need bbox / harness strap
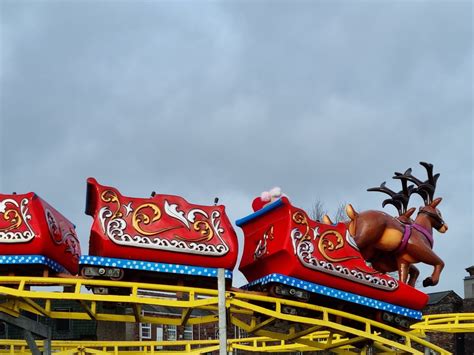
[412,224,434,248]
[396,223,434,254]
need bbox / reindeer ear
[431,197,442,207]
[405,207,416,218]
[322,215,333,225]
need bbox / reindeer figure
[346,162,448,287]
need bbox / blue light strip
[235,198,284,226]
[80,255,233,279]
[0,254,67,274]
[244,273,422,319]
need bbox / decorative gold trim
[101,190,123,219]
[0,209,22,232]
[292,211,311,241]
[318,230,358,263]
[132,203,181,236]
[0,198,35,243]
[193,221,214,241]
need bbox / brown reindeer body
[344,163,448,288]
[348,210,405,257]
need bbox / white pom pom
[269,187,282,197]
[261,191,271,201]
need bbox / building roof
[427,290,462,305]
[466,265,474,276]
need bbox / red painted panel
[86,178,238,269]
[0,192,81,274]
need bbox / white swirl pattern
[254,228,272,260]
[0,198,35,243]
[291,227,398,291]
[99,205,229,256]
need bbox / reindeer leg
[407,265,420,287]
[423,257,444,287]
[405,243,445,287]
[397,260,410,284]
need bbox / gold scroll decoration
[292,211,311,241]
[101,190,123,219]
[0,209,22,232]
[176,220,214,242]
[318,230,358,263]
[132,203,182,236]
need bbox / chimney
[464,266,474,299]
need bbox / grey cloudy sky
[1,1,472,296]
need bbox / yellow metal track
[0,334,431,355]
[0,276,457,354]
[0,335,347,354]
[411,313,474,335]
[0,339,221,354]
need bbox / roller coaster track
[0,276,463,354]
[411,313,474,335]
[0,335,366,354]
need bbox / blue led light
[80,255,233,279]
[244,273,422,319]
[0,254,67,274]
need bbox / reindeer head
[394,162,448,233]
[367,162,448,232]
[420,197,448,233]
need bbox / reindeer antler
[418,162,440,204]
[393,172,415,212]
[367,181,413,215]
[393,163,439,205]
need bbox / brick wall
[96,320,127,340]
[463,298,474,354]
[423,292,468,354]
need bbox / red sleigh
[0,192,81,275]
[237,196,429,312]
[84,178,239,271]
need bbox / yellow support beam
[248,316,276,332]
[0,301,20,317]
[411,313,474,334]
[79,300,97,320]
[0,339,225,354]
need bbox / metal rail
[411,313,474,334]
[0,335,385,354]
[0,276,455,354]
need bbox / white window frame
[155,326,163,350]
[167,325,177,341]
[183,324,193,340]
[139,323,152,340]
[238,327,247,339]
